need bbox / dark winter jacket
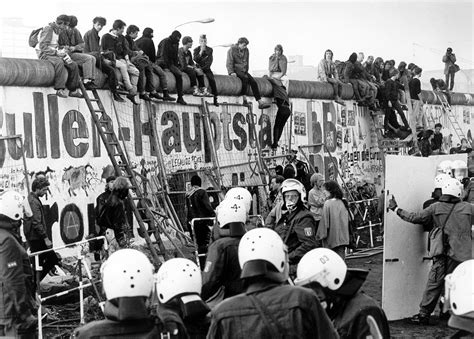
[157,299,210,339]
[384,78,404,101]
[83,28,101,53]
[431,132,443,151]
[73,297,158,338]
[95,189,112,232]
[23,192,48,241]
[101,32,130,60]
[193,46,214,71]
[397,194,474,262]
[157,31,181,68]
[274,204,318,266]
[226,45,249,75]
[0,222,35,328]
[201,237,244,301]
[186,187,215,222]
[136,35,156,63]
[408,77,421,100]
[178,47,194,71]
[207,282,339,339]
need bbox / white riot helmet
[216,199,247,237]
[442,178,463,198]
[101,249,154,300]
[0,190,25,221]
[451,160,468,180]
[225,187,252,213]
[238,228,289,283]
[437,160,454,176]
[155,258,201,304]
[281,178,306,208]
[434,173,451,189]
[445,260,474,317]
[294,248,347,290]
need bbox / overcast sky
[1,0,473,75]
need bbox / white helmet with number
[445,260,474,316]
[442,178,463,198]
[238,228,288,282]
[437,160,454,176]
[155,258,201,304]
[0,190,25,221]
[225,187,252,213]
[434,173,451,189]
[101,249,154,300]
[217,199,247,227]
[294,248,347,290]
[451,160,468,180]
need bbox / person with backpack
[207,227,338,338]
[34,15,82,98]
[388,177,474,325]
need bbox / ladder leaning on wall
[435,91,467,143]
[78,83,167,267]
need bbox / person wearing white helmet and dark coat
[155,258,210,338]
[73,249,157,338]
[295,248,390,339]
[444,259,474,337]
[201,199,246,302]
[273,178,318,277]
[0,191,36,338]
[388,177,474,325]
[207,228,338,339]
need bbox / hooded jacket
[0,219,35,328]
[397,194,474,262]
[157,31,181,68]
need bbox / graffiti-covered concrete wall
[1,86,473,251]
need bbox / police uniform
[274,205,318,274]
[156,302,210,339]
[0,222,36,337]
[201,236,244,302]
[207,283,339,339]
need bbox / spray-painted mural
[1,86,473,251]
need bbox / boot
[162,90,176,101]
[84,81,98,90]
[177,96,187,105]
[112,91,125,102]
[139,93,152,101]
[213,96,219,107]
[127,94,139,105]
[406,313,430,325]
[69,89,83,98]
[258,99,271,109]
[56,89,68,98]
[149,92,163,100]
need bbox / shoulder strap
[442,203,457,230]
[247,294,284,338]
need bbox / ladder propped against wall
[78,83,167,267]
[435,91,467,143]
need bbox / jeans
[235,71,262,101]
[327,77,343,99]
[445,72,455,91]
[183,67,205,88]
[165,64,184,98]
[390,100,410,129]
[419,255,460,316]
[40,55,68,90]
[151,64,168,90]
[115,59,139,94]
[273,98,291,146]
[348,79,362,100]
[134,61,155,94]
[69,52,96,80]
[203,69,218,96]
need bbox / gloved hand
[388,195,398,211]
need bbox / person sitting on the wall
[226,37,271,109]
[178,36,209,97]
[317,49,345,106]
[450,138,473,154]
[193,34,219,106]
[268,44,289,90]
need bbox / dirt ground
[43,252,460,338]
[348,253,458,338]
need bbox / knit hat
[182,36,193,45]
